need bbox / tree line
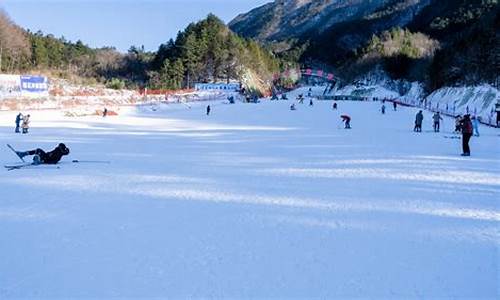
[0,10,281,92]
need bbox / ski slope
[0,98,499,298]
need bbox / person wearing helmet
[15,143,70,164]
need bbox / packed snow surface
[0,98,499,298]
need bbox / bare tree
[0,9,30,72]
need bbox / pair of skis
[5,144,110,171]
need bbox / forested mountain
[230,0,500,90]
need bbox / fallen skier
[15,143,70,164]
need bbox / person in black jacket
[460,115,473,156]
[16,143,70,164]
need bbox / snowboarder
[393,101,397,111]
[15,143,70,165]
[332,102,338,110]
[341,115,351,129]
[206,105,211,116]
[460,115,473,156]
[290,104,296,111]
[433,112,443,132]
[381,104,386,114]
[21,114,30,134]
[454,115,463,133]
[414,111,423,132]
[15,113,23,133]
[471,116,480,137]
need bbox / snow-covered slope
[329,80,499,126]
[0,98,498,298]
[424,84,499,123]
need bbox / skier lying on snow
[16,143,70,164]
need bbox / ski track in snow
[0,95,499,298]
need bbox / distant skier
[497,110,500,127]
[332,102,338,110]
[433,112,443,132]
[15,143,70,165]
[281,94,288,100]
[393,101,397,111]
[460,115,473,156]
[15,113,23,133]
[381,104,386,114]
[414,111,423,132]
[206,105,211,116]
[103,108,108,117]
[21,114,30,134]
[290,104,296,111]
[309,99,314,106]
[308,88,312,97]
[298,94,304,104]
[341,115,351,129]
[471,116,480,137]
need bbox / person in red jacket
[460,114,473,156]
[341,115,351,129]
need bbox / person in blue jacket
[15,113,23,133]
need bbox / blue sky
[0,0,269,52]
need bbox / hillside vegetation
[0,11,281,93]
[231,0,500,90]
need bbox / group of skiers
[414,110,482,156]
[14,113,30,134]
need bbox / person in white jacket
[471,116,480,137]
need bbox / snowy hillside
[0,97,499,298]
[329,79,499,126]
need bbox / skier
[290,104,296,111]
[497,110,500,127]
[308,88,312,97]
[471,116,480,137]
[15,113,23,133]
[103,108,108,117]
[460,115,473,156]
[414,111,423,132]
[454,115,463,133]
[206,105,211,116]
[281,94,288,100]
[332,102,338,110]
[393,101,397,111]
[433,112,443,132]
[309,99,314,106]
[341,115,351,129]
[15,143,70,164]
[381,104,386,114]
[21,114,30,134]
[298,94,304,104]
